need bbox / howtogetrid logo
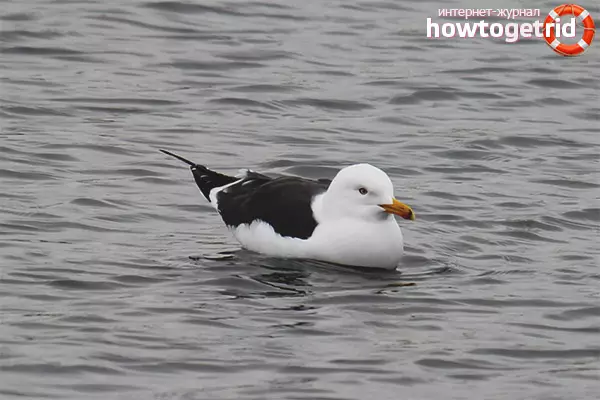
[427,4,596,57]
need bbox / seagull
[161,149,415,269]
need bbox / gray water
[1,1,599,399]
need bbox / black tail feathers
[160,149,238,202]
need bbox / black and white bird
[161,149,415,269]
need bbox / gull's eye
[358,187,368,195]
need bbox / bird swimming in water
[161,149,415,269]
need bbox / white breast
[306,217,404,269]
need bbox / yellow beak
[379,198,415,220]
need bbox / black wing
[217,176,329,239]
[160,149,330,239]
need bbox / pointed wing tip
[159,149,196,166]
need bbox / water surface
[1,0,599,399]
